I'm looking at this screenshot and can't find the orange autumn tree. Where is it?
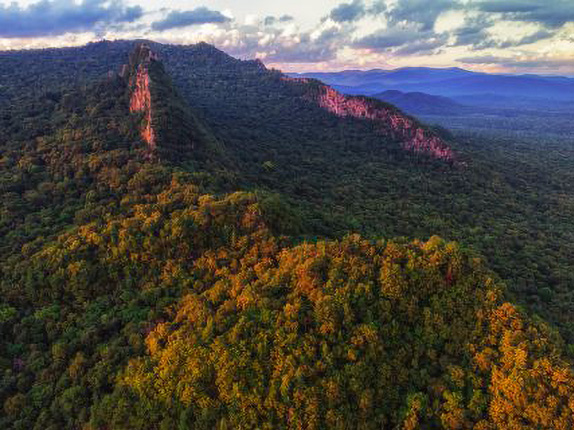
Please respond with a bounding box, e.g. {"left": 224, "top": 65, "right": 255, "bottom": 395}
{"left": 85, "top": 233, "right": 574, "bottom": 429}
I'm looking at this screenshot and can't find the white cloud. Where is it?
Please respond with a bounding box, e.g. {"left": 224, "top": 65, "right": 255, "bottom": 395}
{"left": 0, "top": 0, "right": 573, "bottom": 74}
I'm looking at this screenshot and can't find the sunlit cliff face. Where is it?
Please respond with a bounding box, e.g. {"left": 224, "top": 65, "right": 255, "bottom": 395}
{"left": 125, "top": 45, "right": 158, "bottom": 149}
{"left": 310, "top": 84, "right": 454, "bottom": 161}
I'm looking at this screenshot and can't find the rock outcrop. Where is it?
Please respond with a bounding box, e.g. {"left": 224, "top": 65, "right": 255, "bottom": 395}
{"left": 118, "top": 43, "right": 227, "bottom": 163}
{"left": 122, "top": 44, "right": 159, "bottom": 148}
{"left": 302, "top": 82, "right": 455, "bottom": 161}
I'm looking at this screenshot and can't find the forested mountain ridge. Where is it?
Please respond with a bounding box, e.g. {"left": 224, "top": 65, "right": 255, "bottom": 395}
{"left": 0, "top": 40, "right": 455, "bottom": 159}
{"left": 288, "top": 78, "right": 454, "bottom": 160}
{"left": 120, "top": 43, "right": 227, "bottom": 164}
{"left": 1, "top": 41, "right": 574, "bottom": 429}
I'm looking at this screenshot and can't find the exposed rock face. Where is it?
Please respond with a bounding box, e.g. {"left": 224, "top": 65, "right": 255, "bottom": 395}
{"left": 125, "top": 44, "right": 159, "bottom": 148}
{"left": 119, "top": 43, "right": 225, "bottom": 162}
{"left": 307, "top": 84, "right": 454, "bottom": 161}
{"left": 130, "top": 65, "right": 155, "bottom": 147}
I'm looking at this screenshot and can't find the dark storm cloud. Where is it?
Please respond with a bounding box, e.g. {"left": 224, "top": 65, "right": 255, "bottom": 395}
{"left": 329, "top": 0, "right": 366, "bottom": 23}
{"left": 152, "top": 7, "right": 230, "bottom": 32}
{"left": 476, "top": 0, "right": 574, "bottom": 28}
{"left": 0, "top": 0, "right": 143, "bottom": 38}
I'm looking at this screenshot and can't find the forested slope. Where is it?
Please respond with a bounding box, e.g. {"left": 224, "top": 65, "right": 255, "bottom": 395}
{"left": 1, "top": 42, "right": 574, "bottom": 429}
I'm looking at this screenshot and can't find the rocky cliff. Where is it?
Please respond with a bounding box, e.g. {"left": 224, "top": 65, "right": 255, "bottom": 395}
{"left": 123, "top": 44, "right": 158, "bottom": 148}
{"left": 298, "top": 80, "right": 455, "bottom": 161}
{"left": 118, "top": 44, "right": 226, "bottom": 162}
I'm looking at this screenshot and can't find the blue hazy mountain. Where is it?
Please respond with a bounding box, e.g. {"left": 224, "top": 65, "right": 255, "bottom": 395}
{"left": 293, "top": 67, "right": 475, "bottom": 86}
{"left": 290, "top": 67, "right": 574, "bottom": 109}
{"left": 372, "top": 90, "right": 469, "bottom": 115}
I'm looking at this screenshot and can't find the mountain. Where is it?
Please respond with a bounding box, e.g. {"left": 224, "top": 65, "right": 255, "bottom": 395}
{"left": 372, "top": 90, "right": 469, "bottom": 116}
{"left": 0, "top": 40, "right": 452, "bottom": 161}
{"left": 291, "top": 67, "right": 476, "bottom": 87}
{"left": 397, "top": 74, "right": 574, "bottom": 100}
{"left": 291, "top": 67, "right": 574, "bottom": 109}
{"left": 295, "top": 67, "right": 574, "bottom": 137}
{"left": 1, "top": 41, "right": 574, "bottom": 429}
{"left": 288, "top": 77, "right": 454, "bottom": 160}
{"left": 121, "top": 43, "right": 225, "bottom": 162}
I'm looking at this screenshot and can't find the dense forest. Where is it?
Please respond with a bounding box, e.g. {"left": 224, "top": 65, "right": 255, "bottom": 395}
{"left": 1, "top": 40, "right": 574, "bottom": 429}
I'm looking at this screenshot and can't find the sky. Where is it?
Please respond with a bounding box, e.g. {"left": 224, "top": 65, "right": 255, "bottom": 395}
{"left": 1, "top": 0, "right": 573, "bottom": 74}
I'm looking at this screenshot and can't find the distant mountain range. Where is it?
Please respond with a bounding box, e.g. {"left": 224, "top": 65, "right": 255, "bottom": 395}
{"left": 372, "top": 90, "right": 469, "bottom": 116}
{"left": 290, "top": 67, "right": 574, "bottom": 112}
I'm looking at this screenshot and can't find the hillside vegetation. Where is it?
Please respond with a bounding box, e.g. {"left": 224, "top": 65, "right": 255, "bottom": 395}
{"left": 1, "top": 41, "right": 574, "bottom": 429}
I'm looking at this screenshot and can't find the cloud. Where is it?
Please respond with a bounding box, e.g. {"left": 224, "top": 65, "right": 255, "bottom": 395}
{"left": 451, "top": 13, "right": 555, "bottom": 50}
{"left": 353, "top": 27, "right": 420, "bottom": 49}
{"left": 368, "top": 1, "right": 387, "bottom": 15}
{"left": 451, "top": 15, "right": 493, "bottom": 47}
{"left": 456, "top": 55, "right": 509, "bottom": 64}
{"left": 152, "top": 7, "right": 230, "bottom": 32}
{"left": 456, "top": 54, "right": 574, "bottom": 71}
{"left": 0, "top": 0, "right": 569, "bottom": 73}
{"left": 476, "top": 0, "right": 574, "bottom": 28}
{"left": 493, "top": 29, "right": 554, "bottom": 48}
{"left": 0, "top": 0, "right": 143, "bottom": 38}
{"left": 264, "top": 40, "right": 338, "bottom": 63}
{"left": 264, "top": 15, "right": 294, "bottom": 26}
{"left": 394, "top": 36, "right": 448, "bottom": 55}
{"left": 347, "top": 0, "right": 567, "bottom": 55}
{"left": 257, "top": 25, "right": 349, "bottom": 63}
{"left": 329, "top": 0, "right": 366, "bottom": 23}
{"left": 180, "top": 18, "right": 350, "bottom": 65}
{"left": 387, "top": 0, "right": 459, "bottom": 30}
{"left": 353, "top": 25, "right": 446, "bottom": 55}
{"left": 327, "top": 0, "right": 386, "bottom": 23}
